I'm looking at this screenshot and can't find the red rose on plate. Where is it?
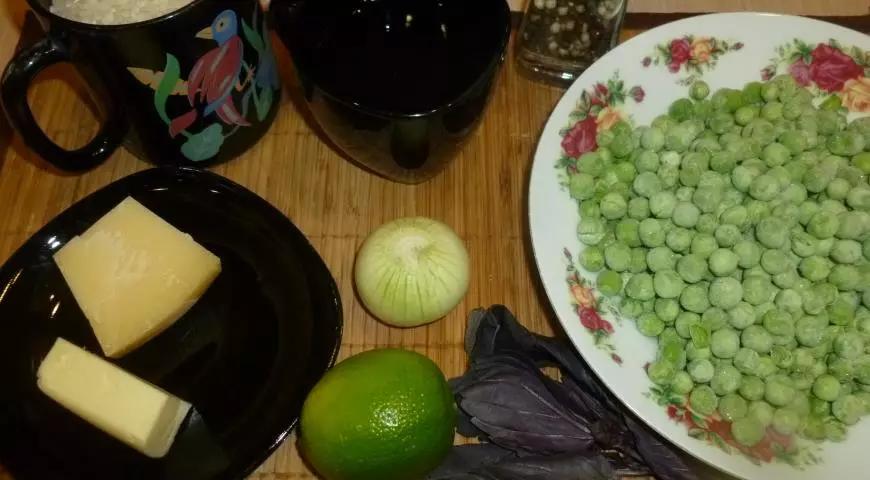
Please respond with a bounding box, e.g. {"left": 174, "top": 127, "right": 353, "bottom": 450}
{"left": 669, "top": 38, "right": 692, "bottom": 64}
{"left": 594, "top": 83, "right": 609, "bottom": 96}
{"left": 629, "top": 86, "right": 646, "bottom": 103}
{"left": 561, "top": 116, "right": 598, "bottom": 158}
{"left": 577, "top": 305, "right": 600, "bottom": 330}
{"left": 789, "top": 59, "right": 812, "bottom": 86}
{"left": 808, "top": 43, "right": 863, "bottom": 92}
{"left": 578, "top": 306, "right": 613, "bottom": 333}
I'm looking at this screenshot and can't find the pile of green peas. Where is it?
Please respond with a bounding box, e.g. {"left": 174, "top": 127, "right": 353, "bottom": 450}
{"left": 570, "top": 74, "right": 870, "bottom": 448}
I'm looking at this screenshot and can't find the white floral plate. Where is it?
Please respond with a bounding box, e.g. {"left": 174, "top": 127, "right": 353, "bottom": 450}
{"left": 528, "top": 12, "right": 870, "bottom": 480}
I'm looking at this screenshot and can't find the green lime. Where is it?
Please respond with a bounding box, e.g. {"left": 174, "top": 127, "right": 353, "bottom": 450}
{"left": 299, "top": 348, "right": 456, "bottom": 480}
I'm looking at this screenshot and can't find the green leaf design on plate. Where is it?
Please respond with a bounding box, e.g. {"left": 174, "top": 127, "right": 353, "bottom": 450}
{"left": 154, "top": 53, "right": 181, "bottom": 125}
{"left": 713, "top": 433, "right": 732, "bottom": 453}
{"left": 690, "top": 411, "right": 707, "bottom": 427}
{"left": 851, "top": 46, "right": 865, "bottom": 65}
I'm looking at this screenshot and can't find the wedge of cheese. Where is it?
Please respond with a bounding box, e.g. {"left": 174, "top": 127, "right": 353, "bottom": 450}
{"left": 53, "top": 196, "right": 221, "bottom": 358}
{"left": 37, "top": 338, "right": 192, "bottom": 458}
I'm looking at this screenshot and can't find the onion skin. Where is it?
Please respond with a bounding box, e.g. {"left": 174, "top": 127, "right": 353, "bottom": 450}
{"left": 354, "top": 217, "right": 470, "bottom": 327}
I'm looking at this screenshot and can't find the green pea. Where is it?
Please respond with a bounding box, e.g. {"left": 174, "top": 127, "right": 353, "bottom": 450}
{"left": 832, "top": 395, "right": 864, "bottom": 426}
{"left": 681, "top": 284, "right": 711, "bottom": 313}
{"left": 799, "top": 256, "right": 832, "bottom": 282}
{"left": 646, "top": 359, "right": 675, "bottom": 385}
{"left": 772, "top": 408, "right": 801, "bottom": 435}
{"left": 742, "top": 325, "right": 774, "bottom": 353}
{"left": 638, "top": 312, "right": 666, "bottom": 337}
{"left": 570, "top": 77, "right": 870, "bottom": 448}
{"left": 690, "top": 81, "right": 711, "bottom": 101}
{"left": 597, "top": 270, "right": 623, "bottom": 296}
{"left": 749, "top": 400, "right": 775, "bottom": 426}
{"left": 654, "top": 270, "right": 685, "bottom": 299}
{"left": 719, "top": 394, "right": 749, "bottom": 421}
{"left": 690, "top": 385, "right": 718, "bottom": 415}
{"left": 646, "top": 246, "right": 677, "bottom": 272}
{"left": 765, "top": 376, "right": 796, "bottom": 407}
{"left": 666, "top": 227, "right": 694, "bottom": 253}
{"left": 714, "top": 224, "right": 742, "bottom": 248}
{"left": 639, "top": 218, "right": 666, "bottom": 247}
{"left": 731, "top": 417, "right": 765, "bottom": 447}
{"left": 669, "top": 98, "right": 695, "bottom": 122}
{"left": 710, "top": 277, "right": 743, "bottom": 310}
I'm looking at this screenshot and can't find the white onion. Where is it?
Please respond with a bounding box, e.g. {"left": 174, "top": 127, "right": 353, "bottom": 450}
{"left": 354, "top": 217, "right": 470, "bottom": 327}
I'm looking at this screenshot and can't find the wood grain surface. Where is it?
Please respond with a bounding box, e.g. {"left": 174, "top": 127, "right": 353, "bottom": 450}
{"left": 0, "top": 3, "right": 867, "bottom": 479}
{"left": 504, "top": 0, "right": 867, "bottom": 15}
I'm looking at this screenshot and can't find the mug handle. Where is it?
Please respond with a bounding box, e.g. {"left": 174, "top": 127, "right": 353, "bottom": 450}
{"left": 1, "top": 36, "right": 127, "bottom": 173}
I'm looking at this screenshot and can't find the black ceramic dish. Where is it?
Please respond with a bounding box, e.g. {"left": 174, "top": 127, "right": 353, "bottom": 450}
{"left": 0, "top": 167, "right": 342, "bottom": 480}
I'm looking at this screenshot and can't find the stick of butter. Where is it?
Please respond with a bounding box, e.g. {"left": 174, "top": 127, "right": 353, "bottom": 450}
{"left": 37, "top": 338, "right": 193, "bottom": 458}
{"left": 53, "top": 196, "right": 221, "bottom": 358}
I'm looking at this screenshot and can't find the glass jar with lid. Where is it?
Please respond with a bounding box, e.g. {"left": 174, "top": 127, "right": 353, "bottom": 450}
{"left": 515, "top": 0, "right": 628, "bottom": 86}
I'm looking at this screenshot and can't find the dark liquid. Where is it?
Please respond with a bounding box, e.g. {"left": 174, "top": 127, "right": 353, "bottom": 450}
{"left": 295, "top": 0, "right": 505, "bottom": 114}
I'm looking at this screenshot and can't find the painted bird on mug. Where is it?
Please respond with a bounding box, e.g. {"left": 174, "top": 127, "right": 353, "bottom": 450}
{"left": 169, "top": 9, "right": 251, "bottom": 137}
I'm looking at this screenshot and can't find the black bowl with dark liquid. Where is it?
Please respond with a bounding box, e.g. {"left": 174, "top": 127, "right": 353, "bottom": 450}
{"left": 271, "top": 0, "right": 512, "bottom": 184}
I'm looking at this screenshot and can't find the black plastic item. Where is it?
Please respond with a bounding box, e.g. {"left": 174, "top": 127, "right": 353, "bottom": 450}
{"left": 0, "top": 0, "right": 281, "bottom": 173}
{"left": 0, "top": 166, "right": 342, "bottom": 480}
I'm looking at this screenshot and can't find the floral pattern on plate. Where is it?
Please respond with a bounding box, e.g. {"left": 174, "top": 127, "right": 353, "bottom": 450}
{"left": 642, "top": 36, "right": 744, "bottom": 86}
{"left": 562, "top": 248, "right": 622, "bottom": 364}
{"left": 647, "top": 384, "right": 823, "bottom": 469}
{"left": 554, "top": 71, "right": 644, "bottom": 363}
{"left": 557, "top": 71, "right": 645, "bottom": 163}
{"left": 529, "top": 14, "right": 870, "bottom": 480}
{"left": 762, "top": 39, "right": 870, "bottom": 113}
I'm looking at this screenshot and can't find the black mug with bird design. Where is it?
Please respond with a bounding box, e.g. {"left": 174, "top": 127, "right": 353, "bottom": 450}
{"left": 0, "top": 0, "right": 281, "bottom": 173}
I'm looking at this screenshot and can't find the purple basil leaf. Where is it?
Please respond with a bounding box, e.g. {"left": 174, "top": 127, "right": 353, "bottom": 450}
{"left": 559, "top": 375, "right": 647, "bottom": 465}
{"left": 467, "top": 415, "right": 592, "bottom": 455}
{"left": 427, "top": 443, "right": 515, "bottom": 479}
{"left": 560, "top": 373, "right": 616, "bottom": 418}
{"left": 554, "top": 360, "right": 619, "bottom": 422}
{"left": 427, "top": 444, "right": 619, "bottom": 480}
{"left": 457, "top": 377, "right": 592, "bottom": 437}
{"left": 451, "top": 305, "right": 698, "bottom": 480}
{"left": 624, "top": 415, "right": 700, "bottom": 480}
{"left": 454, "top": 403, "right": 486, "bottom": 439}
{"left": 469, "top": 305, "right": 619, "bottom": 408}
{"left": 453, "top": 358, "right": 595, "bottom": 454}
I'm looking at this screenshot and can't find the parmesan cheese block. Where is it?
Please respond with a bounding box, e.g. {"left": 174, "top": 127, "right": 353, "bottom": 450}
{"left": 53, "top": 196, "right": 221, "bottom": 358}
{"left": 37, "top": 338, "right": 193, "bottom": 458}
